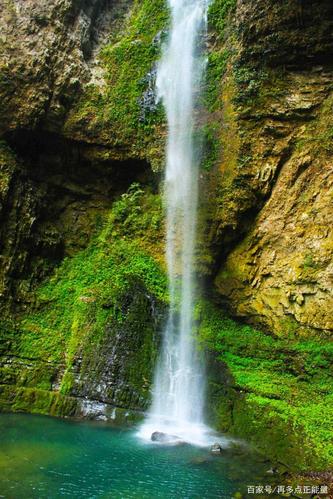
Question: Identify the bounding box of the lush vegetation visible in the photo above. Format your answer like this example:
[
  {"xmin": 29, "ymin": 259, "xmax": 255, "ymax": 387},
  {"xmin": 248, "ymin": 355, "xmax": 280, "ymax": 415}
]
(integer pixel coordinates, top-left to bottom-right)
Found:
[
  {"xmin": 17, "ymin": 184, "xmax": 165, "ymax": 360},
  {"xmin": 65, "ymin": 0, "xmax": 169, "ymax": 164},
  {"xmin": 1, "ymin": 0, "xmax": 332, "ymax": 476},
  {"xmin": 208, "ymin": 0, "xmax": 237, "ymax": 39},
  {"xmin": 198, "ymin": 300, "xmax": 333, "ymax": 470},
  {"xmin": 0, "ymin": 184, "xmax": 166, "ymax": 408}
]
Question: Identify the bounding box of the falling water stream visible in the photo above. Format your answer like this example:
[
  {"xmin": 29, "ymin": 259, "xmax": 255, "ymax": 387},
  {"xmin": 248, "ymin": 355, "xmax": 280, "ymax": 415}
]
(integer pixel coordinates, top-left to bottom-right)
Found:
[{"xmin": 139, "ymin": 0, "xmax": 214, "ymax": 445}]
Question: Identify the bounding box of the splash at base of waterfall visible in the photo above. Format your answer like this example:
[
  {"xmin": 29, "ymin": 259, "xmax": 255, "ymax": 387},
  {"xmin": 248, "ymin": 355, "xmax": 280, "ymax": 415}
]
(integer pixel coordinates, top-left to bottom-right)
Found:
[{"xmin": 137, "ymin": 417, "xmax": 229, "ymax": 448}]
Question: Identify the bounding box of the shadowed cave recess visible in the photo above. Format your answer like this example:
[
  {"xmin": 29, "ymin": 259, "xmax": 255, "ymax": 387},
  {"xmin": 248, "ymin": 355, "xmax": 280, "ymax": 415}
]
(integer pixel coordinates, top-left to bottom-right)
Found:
[{"xmin": 1, "ymin": 129, "xmax": 153, "ymax": 310}]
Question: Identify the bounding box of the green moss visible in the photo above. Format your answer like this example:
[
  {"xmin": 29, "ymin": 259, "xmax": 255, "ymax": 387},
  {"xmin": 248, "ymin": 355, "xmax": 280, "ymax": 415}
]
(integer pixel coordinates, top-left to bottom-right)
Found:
[
  {"xmin": 208, "ymin": 0, "xmax": 237, "ymax": 39},
  {"xmin": 198, "ymin": 300, "xmax": 333, "ymax": 470},
  {"xmin": 111, "ymin": 183, "xmax": 163, "ymax": 242},
  {"xmin": 278, "ymin": 316, "xmax": 301, "ymax": 340},
  {"xmin": 203, "ymin": 0, "xmax": 236, "ymax": 113},
  {"xmin": 65, "ymin": 0, "xmax": 169, "ymax": 153},
  {"xmin": 232, "ymin": 64, "xmax": 269, "ymax": 106},
  {"xmin": 198, "ymin": 122, "xmax": 220, "ymax": 171},
  {"xmin": 302, "ymin": 253, "xmax": 320, "ymax": 270},
  {"xmin": 0, "ymin": 183, "xmax": 166, "ymax": 414},
  {"xmin": 204, "ymin": 50, "xmax": 230, "ymax": 112},
  {"xmin": 17, "ymin": 184, "xmax": 166, "ymax": 367},
  {"xmin": 295, "ymin": 93, "xmax": 333, "ymax": 155},
  {"xmin": 60, "ymin": 371, "xmax": 75, "ymax": 396},
  {"xmin": 0, "ymin": 385, "xmax": 78, "ymax": 417}
]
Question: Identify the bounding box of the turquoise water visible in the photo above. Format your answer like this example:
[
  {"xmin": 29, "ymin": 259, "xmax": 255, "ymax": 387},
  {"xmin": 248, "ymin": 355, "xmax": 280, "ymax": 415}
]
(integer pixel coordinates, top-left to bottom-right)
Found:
[{"xmin": 0, "ymin": 414, "xmax": 275, "ymax": 498}]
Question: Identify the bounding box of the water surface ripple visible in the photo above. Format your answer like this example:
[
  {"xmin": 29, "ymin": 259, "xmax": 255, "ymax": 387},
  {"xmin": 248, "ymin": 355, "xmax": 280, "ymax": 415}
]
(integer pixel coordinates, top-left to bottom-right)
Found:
[{"xmin": 0, "ymin": 414, "xmax": 276, "ymax": 498}]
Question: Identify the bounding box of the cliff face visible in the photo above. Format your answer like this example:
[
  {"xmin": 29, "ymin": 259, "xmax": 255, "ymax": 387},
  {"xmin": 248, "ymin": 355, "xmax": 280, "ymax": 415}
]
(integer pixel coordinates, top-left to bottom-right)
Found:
[
  {"xmin": 207, "ymin": 0, "xmax": 333, "ymax": 338},
  {"xmin": 0, "ymin": 0, "xmax": 166, "ymax": 422},
  {"xmin": 0, "ymin": 0, "xmax": 332, "ymax": 472},
  {"xmin": 0, "ymin": 0, "xmax": 132, "ymax": 133},
  {"xmin": 200, "ymin": 0, "xmax": 333, "ymax": 470}
]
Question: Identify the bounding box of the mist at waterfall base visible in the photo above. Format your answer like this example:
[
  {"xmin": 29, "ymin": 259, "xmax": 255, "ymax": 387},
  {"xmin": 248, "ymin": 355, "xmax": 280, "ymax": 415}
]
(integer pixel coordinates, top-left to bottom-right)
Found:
[{"xmin": 139, "ymin": 0, "xmax": 214, "ymax": 446}]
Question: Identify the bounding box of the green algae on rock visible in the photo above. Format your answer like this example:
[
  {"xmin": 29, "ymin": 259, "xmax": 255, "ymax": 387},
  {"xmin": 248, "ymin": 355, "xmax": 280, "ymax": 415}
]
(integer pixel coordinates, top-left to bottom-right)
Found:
[
  {"xmin": 1, "ymin": 185, "xmax": 167, "ymax": 416},
  {"xmin": 0, "ymin": 0, "xmax": 332, "ymax": 476},
  {"xmin": 199, "ymin": 300, "xmax": 333, "ymax": 471}
]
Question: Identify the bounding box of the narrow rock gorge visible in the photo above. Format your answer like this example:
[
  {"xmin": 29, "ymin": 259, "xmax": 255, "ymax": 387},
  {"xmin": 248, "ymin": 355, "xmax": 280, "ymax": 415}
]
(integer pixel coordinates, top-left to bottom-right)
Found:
[{"xmin": 0, "ymin": 0, "xmax": 332, "ymax": 474}]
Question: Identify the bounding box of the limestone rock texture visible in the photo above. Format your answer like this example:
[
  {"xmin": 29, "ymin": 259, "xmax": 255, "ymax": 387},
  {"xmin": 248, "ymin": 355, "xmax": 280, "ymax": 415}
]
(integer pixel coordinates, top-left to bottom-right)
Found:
[
  {"xmin": 0, "ymin": 0, "xmax": 165, "ymax": 423},
  {"xmin": 215, "ymin": 143, "xmax": 333, "ymax": 335},
  {"xmin": 206, "ymin": 0, "xmax": 333, "ymax": 339},
  {"xmin": 0, "ymin": 0, "xmax": 332, "ymax": 473},
  {"xmin": 0, "ymin": 0, "xmax": 128, "ymax": 133}
]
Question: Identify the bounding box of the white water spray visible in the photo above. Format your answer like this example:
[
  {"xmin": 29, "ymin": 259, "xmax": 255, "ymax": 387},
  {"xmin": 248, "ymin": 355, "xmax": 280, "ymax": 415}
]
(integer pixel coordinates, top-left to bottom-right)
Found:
[{"xmin": 139, "ymin": 0, "xmax": 213, "ymax": 446}]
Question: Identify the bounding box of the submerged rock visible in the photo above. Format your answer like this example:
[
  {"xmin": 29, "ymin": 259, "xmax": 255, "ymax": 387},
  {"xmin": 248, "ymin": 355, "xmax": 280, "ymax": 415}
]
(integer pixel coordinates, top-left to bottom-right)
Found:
[{"xmin": 190, "ymin": 456, "xmax": 210, "ymax": 466}]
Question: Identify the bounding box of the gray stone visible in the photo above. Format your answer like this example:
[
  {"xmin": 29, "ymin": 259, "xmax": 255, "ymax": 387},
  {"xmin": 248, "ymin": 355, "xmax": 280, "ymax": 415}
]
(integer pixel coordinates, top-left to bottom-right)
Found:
[{"xmin": 210, "ymin": 442, "xmax": 223, "ymax": 454}]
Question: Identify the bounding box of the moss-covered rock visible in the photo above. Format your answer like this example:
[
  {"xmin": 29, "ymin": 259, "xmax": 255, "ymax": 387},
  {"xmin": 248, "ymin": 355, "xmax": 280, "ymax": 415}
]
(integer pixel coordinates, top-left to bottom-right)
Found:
[
  {"xmin": 0, "ymin": 185, "xmax": 167, "ymax": 417},
  {"xmin": 64, "ymin": 0, "xmax": 169, "ymax": 166},
  {"xmin": 0, "ymin": 0, "xmax": 169, "ymax": 425},
  {"xmin": 212, "ymin": 71, "xmax": 333, "ymax": 336},
  {"xmin": 0, "ymin": 385, "xmax": 78, "ymax": 417},
  {"xmin": 199, "ymin": 300, "xmax": 333, "ymax": 471},
  {"xmin": 199, "ymin": 8, "xmax": 333, "ymax": 472},
  {"xmin": 201, "ymin": 0, "xmax": 333, "ymax": 341},
  {"xmin": 0, "ymin": 0, "xmax": 332, "ymax": 476}
]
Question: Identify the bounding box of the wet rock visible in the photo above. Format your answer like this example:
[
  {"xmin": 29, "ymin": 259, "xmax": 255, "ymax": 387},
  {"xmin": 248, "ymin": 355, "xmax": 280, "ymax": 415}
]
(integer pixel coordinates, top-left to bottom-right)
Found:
[
  {"xmin": 210, "ymin": 442, "xmax": 223, "ymax": 454},
  {"xmin": 266, "ymin": 467, "xmax": 278, "ymax": 475},
  {"xmin": 79, "ymin": 399, "xmax": 107, "ymax": 420},
  {"xmin": 138, "ymin": 65, "xmax": 158, "ymax": 122},
  {"xmin": 0, "ymin": 0, "xmax": 121, "ymax": 133},
  {"xmin": 151, "ymin": 431, "xmax": 180, "ymax": 443}
]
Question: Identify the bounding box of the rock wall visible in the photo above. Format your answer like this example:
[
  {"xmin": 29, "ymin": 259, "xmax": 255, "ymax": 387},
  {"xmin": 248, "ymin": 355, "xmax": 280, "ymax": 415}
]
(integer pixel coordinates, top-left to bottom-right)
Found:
[
  {"xmin": 0, "ymin": 0, "xmax": 166, "ymax": 423},
  {"xmin": 0, "ymin": 0, "xmax": 132, "ymax": 132},
  {"xmin": 198, "ymin": 0, "xmax": 333, "ymax": 471},
  {"xmin": 205, "ymin": 0, "xmax": 333, "ymax": 338},
  {"xmin": 0, "ymin": 131, "xmax": 151, "ymax": 309},
  {"xmin": 0, "ymin": 0, "xmax": 332, "ymax": 472}
]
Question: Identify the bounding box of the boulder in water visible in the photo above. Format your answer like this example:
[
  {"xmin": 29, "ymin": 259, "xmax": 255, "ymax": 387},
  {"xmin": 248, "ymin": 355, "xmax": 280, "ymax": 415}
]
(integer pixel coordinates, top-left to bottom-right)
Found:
[
  {"xmin": 266, "ymin": 467, "xmax": 278, "ymax": 475},
  {"xmin": 151, "ymin": 431, "xmax": 180, "ymax": 443},
  {"xmin": 210, "ymin": 442, "xmax": 223, "ymax": 454}
]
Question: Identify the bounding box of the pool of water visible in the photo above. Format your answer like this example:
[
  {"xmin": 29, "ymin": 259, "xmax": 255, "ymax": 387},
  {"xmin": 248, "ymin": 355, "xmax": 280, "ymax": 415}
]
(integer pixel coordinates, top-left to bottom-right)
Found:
[{"xmin": 0, "ymin": 413, "xmax": 277, "ymax": 498}]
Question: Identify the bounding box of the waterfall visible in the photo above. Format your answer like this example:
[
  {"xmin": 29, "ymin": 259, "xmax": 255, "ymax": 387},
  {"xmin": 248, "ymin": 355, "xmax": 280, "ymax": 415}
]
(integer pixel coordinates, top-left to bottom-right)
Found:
[{"xmin": 139, "ymin": 0, "xmax": 212, "ymax": 446}]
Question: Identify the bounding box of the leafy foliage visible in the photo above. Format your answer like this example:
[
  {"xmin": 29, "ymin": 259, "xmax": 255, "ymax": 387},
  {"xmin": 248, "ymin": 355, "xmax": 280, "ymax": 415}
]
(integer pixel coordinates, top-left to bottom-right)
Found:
[
  {"xmin": 208, "ymin": 0, "xmax": 237, "ymax": 39},
  {"xmin": 65, "ymin": 0, "xmax": 169, "ymax": 151},
  {"xmin": 198, "ymin": 300, "xmax": 333, "ymax": 469},
  {"xmin": 16, "ymin": 185, "xmax": 167, "ymax": 367},
  {"xmin": 204, "ymin": 50, "xmax": 230, "ymax": 111}
]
